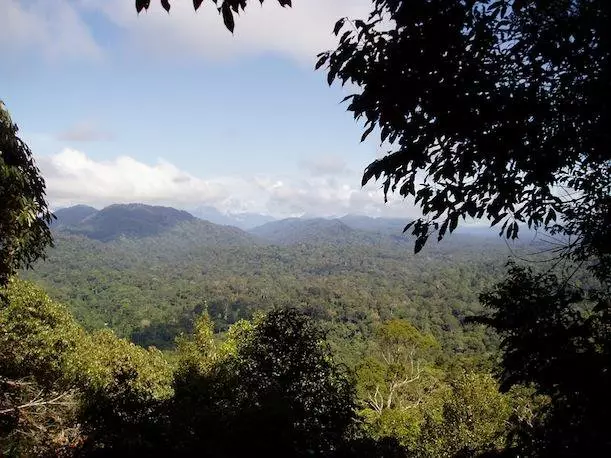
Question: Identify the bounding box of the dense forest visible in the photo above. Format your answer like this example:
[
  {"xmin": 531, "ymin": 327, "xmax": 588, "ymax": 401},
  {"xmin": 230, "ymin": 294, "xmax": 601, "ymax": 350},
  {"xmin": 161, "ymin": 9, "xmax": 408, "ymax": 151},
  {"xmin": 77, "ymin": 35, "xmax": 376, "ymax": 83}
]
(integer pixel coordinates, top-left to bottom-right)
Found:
[{"xmin": 27, "ymin": 204, "xmax": 519, "ymax": 358}]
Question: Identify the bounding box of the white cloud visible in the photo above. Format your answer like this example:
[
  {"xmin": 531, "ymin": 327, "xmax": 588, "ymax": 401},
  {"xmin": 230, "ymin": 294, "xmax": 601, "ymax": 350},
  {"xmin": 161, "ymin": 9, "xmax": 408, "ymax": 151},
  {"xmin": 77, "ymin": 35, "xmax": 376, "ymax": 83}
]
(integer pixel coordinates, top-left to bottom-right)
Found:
[
  {"xmin": 82, "ymin": 0, "xmax": 372, "ymax": 63},
  {"xmin": 38, "ymin": 148, "xmax": 418, "ymax": 218},
  {"xmin": 0, "ymin": 0, "xmax": 103, "ymax": 61}
]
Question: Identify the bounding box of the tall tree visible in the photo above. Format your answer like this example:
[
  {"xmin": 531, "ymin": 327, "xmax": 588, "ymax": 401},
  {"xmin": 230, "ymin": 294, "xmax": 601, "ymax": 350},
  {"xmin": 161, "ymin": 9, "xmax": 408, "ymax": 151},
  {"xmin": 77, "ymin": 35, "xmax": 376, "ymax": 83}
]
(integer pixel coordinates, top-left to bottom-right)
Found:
[{"xmin": 0, "ymin": 102, "xmax": 54, "ymax": 286}]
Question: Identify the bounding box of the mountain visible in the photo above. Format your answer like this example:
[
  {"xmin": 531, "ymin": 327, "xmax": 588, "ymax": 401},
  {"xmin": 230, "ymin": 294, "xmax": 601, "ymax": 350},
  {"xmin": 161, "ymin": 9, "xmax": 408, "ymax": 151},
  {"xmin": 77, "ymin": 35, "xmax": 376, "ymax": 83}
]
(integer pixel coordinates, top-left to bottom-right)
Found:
[
  {"xmin": 190, "ymin": 205, "xmax": 276, "ymax": 230},
  {"xmin": 56, "ymin": 203, "xmax": 195, "ymax": 242},
  {"xmin": 249, "ymin": 217, "xmax": 381, "ymax": 246},
  {"xmin": 52, "ymin": 205, "xmax": 98, "ymax": 227},
  {"xmin": 50, "ymin": 203, "xmax": 262, "ymax": 250},
  {"xmin": 338, "ymin": 215, "xmax": 408, "ymax": 235}
]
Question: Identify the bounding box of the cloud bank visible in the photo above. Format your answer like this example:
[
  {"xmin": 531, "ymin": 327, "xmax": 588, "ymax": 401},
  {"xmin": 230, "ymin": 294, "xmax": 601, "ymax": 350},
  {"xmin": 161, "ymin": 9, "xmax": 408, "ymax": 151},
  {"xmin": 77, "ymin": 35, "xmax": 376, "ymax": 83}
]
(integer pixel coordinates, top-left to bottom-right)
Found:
[{"xmin": 38, "ymin": 149, "xmax": 418, "ymax": 219}]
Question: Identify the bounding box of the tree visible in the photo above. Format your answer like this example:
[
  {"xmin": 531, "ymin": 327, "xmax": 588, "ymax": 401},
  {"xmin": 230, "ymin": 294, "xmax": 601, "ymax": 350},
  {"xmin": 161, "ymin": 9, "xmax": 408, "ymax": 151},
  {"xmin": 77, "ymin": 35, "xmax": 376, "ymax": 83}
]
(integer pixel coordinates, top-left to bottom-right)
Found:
[
  {"xmin": 357, "ymin": 320, "xmax": 439, "ymax": 415},
  {"xmin": 0, "ymin": 280, "xmax": 85, "ymax": 456},
  {"xmin": 0, "ymin": 102, "xmax": 54, "ymax": 286},
  {"xmin": 475, "ymin": 263, "xmax": 611, "ymax": 456},
  {"xmin": 417, "ymin": 372, "xmax": 511, "ymax": 457},
  {"xmin": 171, "ymin": 308, "xmax": 357, "ymax": 456},
  {"xmin": 355, "ymin": 320, "xmax": 441, "ymax": 450}
]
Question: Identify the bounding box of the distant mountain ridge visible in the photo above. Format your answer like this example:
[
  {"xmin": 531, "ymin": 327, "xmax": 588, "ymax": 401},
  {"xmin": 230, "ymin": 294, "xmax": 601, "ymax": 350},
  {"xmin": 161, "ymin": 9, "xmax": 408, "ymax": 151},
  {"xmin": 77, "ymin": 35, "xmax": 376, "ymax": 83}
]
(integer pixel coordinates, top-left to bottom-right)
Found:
[
  {"xmin": 52, "ymin": 203, "xmax": 260, "ymax": 248},
  {"xmin": 249, "ymin": 218, "xmax": 367, "ymax": 246},
  {"xmin": 190, "ymin": 205, "xmax": 276, "ymax": 230},
  {"xmin": 52, "ymin": 203, "xmax": 510, "ymax": 249}
]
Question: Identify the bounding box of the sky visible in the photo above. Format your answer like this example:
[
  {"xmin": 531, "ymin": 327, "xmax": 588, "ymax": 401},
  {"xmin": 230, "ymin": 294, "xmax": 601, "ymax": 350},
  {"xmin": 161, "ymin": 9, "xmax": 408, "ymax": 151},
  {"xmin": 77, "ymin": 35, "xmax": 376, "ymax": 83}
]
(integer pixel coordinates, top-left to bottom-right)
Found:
[{"xmin": 1, "ymin": 0, "xmax": 422, "ymax": 219}]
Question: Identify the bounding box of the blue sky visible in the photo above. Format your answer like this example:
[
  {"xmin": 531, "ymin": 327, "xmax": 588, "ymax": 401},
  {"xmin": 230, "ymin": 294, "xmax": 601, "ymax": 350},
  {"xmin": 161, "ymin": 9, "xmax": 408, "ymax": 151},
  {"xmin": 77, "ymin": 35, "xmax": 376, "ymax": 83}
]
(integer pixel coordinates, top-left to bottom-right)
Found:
[{"xmin": 1, "ymin": 0, "xmax": 421, "ymax": 218}]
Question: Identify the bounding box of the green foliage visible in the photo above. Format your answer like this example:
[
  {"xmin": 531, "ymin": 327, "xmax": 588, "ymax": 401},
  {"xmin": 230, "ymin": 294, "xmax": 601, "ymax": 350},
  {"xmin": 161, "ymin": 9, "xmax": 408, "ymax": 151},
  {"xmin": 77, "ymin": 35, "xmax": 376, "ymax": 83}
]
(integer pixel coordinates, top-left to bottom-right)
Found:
[
  {"xmin": 0, "ymin": 102, "xmax": 53, "ymax": 286},
  {"xmin": 76, "ymin": 328, "xmax": 174, "ymax": 454},
  {"xmin": 317, "ymin": 0, "xmax": 609, "ymax": 272},
  {"xmin": 0, "ymin": 279, "xmax": 174, "ymax": 456},
  {"xmin": 0, "ymin": 279, "xmax": 83, "ymax": 385},
  {"xmin": 171, "ymin": 308, "xmax": 357, "ymax": 456},
  {"xmin": 26, "ymin": 230, "xmax": 507, "ymax": 358},
  {"xmin": 0, "ymin": 280, "xmax": 85, "ymax": 456},
  {"xmin": 476, "ymin": 263, "xmax": 611, "ymax": 456},
  {"xmin": 0, "ymin": 280, "xmax": 540, "ymax": 457},
  {"xmin": 417, "ymin": 372, "xmax": 511, "ymax": 457}
]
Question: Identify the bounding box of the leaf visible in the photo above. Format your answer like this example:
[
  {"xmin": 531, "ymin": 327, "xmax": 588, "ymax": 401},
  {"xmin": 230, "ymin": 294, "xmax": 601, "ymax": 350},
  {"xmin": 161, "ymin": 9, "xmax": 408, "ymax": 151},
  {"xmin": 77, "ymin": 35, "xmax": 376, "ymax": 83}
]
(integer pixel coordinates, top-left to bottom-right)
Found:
[
  {"xmin": 490, "ymin": 212, "xmax": 507, "ymax": 227},
  {"xmin": 449, "ymin": 213, "xmax": 458, "ymax": 233},
  {"xmin": 414, "ymin": 234, "xmax": 429, "ymax": 254},
  {"xmin": 327, "ymin": 67, "xmax": 337, "ymax": 86},
  {"xmin": 193, "ymin": 0, "xmax": 204, "ymax": 10},
  {"xmin": 221, "ymin": 2, "xmax": 235, "ymax": 33},
  {"xmin": 333, "ymin": 18, "xmax": 346, "ymax": 36},
  {"xmin": 438, "ymin": 220, "xmax": 449, "ymax": 241},
  {"xmin": 545, "ymin": 208, "xmax": 556, "ymax": 225},
  {"xmin": 315, "ymin": 55, "xmax": 328, "ymax": 71},
  {"xmin": 361, "ymin": 123, "xmax": 375, "ymax": 142},
  {"xmin": 403, "ymin": 221, "xmax": 415, "ymax": 233},
  {"xmin": 135, "ymin": 0, "xmax": 151, "ymax": 13},
  {"xmin": 161, "ymin": 0, "xmax": 171, "ymax": 12}
]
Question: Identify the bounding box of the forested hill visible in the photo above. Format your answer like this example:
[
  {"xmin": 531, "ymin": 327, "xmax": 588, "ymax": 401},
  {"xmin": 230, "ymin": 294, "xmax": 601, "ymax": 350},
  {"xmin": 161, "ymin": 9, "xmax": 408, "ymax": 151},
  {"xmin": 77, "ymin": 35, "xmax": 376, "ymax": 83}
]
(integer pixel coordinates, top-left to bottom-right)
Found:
[
  {"xmin": 249, "ymin": 217, "xmax": 380, "ymax": 246},
  {"xmin": 52, "ymin": 204, "xmax": 99, "ymax": 227},
  {"xmin": 53, "ymin": 203, "xmax": 203, "ymax": 242}
]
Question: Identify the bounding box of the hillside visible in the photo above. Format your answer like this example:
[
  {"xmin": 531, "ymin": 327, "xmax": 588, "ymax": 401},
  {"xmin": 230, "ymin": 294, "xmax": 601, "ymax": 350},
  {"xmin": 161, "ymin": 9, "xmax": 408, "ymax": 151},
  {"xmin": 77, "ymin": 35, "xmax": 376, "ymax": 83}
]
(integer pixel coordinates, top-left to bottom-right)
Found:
[
  {"xmin": 52, "ymin": 204, "xmax": 99, "ymax": 227},
  {"xmin": 249, "ymin": 217, "xmax": 380, "ymax": 246},
  {"xmin": 56, "ymin": 203, "xmax": 197, "ymax": 241}
]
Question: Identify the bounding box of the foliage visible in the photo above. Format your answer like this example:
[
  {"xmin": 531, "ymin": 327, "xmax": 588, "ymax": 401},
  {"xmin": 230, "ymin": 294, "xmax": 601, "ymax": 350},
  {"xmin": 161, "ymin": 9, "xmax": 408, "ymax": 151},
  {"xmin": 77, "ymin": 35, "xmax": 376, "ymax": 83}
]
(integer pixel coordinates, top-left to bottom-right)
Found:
[
  {"xmin": 354, "ymin": 320, "xmax": 516, "ymax": 456},
  {"xmin": 76, "ymin": 329, "xmax": 174, "ymax": 455},
  {"xmin": 0, "ymin": 280, "xmax": 85, "ymax": 456},
  {"xmin": 171, "ymin": 308, "xmax": 357, "ymax": 456},
  {"xmin": 417, "ymin": 372, "xmax": 511, "ymax": 457},
  {"xmin": 0, "ymin": 102, "xmax": 53, "ymax": 286},
  {"xmin": 316, "ymin": 0, "xmax": 609, "ymax": 270},
  {"xmin": 476, "ymin": 263, "xmax": 611, "ymax": 456},
  {"xmin": 136, "ymin": 0, "xmax": 292, "ymax": 33},
  {"xmin": 0, "ymin": 278, "xmax": 540, "ymax": 457},
  {"xmin": 356, "ymin": 320, "xmax": 441, "ymax": 446},
  {"xmin": 26, "ymin": 229, "xmax": 508, "ymax": 358}
]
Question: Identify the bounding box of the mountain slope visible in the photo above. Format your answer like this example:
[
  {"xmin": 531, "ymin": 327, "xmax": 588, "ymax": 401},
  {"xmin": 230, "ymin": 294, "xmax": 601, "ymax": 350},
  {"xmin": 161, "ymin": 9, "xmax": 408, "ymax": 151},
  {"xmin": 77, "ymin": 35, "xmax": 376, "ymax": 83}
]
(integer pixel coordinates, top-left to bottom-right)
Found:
[
  {"xmin": 249, "ymin": 218, "xmax": 377, "ymax": 246},
  {"xmin": 59, "ymin": 203, "xmax": 196, "ymax": 241},
  {"xmin": 338, "ymin": 215, "xmax": 408, "ymax": 235},
  {"xmin": 52, "ymin": 205, "xmax": 98, "ymax": 227}
]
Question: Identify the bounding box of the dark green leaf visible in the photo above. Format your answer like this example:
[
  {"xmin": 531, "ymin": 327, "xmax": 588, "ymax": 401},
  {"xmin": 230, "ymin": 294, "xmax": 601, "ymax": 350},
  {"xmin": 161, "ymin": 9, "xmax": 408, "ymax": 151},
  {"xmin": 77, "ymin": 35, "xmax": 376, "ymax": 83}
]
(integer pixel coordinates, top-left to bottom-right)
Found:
[
  {"xmin": 221, "ymin": 2, "xmax": 235, "ymax": 33},
  {"xmin": 333, "ymin": 18, "xmax": 345, "ymax": 36},
  {"xmin": 135, "ymin": 0, "xmax": 151, "ymax": 13},
  {"xmin": 414, "ymin": 234, "xmax": 428, "ymax": 254}
]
